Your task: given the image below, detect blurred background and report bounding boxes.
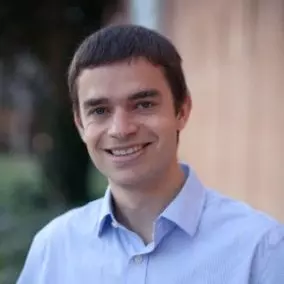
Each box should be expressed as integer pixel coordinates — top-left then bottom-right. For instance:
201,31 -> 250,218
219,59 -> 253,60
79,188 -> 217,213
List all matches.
0,0 -> 284,283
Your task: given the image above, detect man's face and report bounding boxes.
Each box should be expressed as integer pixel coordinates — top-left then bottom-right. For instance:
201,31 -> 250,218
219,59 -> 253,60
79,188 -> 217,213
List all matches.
75,58 -> 190,186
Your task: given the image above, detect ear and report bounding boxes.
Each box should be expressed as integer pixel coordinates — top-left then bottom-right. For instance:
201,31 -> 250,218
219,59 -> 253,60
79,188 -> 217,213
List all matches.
176,96 -> 192,131
73,110 -> 86,143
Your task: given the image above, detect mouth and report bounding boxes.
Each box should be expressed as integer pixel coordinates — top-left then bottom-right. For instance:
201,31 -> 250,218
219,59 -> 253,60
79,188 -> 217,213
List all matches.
104,143 -> 152,157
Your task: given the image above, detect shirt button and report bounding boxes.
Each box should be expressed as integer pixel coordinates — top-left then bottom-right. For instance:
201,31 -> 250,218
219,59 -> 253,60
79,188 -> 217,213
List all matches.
133,255 -> 143,264
111,221 -> 118,228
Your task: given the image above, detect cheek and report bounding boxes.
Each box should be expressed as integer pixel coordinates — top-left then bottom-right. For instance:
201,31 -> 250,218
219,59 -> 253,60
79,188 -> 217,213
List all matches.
150,115 -> 178,132
146,116 -> 179,145
82,123 -> 102,147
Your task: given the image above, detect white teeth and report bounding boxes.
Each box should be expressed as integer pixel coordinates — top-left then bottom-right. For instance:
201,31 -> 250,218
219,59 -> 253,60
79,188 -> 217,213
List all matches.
111,145 -> 143,156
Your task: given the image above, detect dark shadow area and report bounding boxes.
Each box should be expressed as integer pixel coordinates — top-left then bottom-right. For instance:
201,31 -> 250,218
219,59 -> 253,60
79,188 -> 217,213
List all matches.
0,0 -> 120,282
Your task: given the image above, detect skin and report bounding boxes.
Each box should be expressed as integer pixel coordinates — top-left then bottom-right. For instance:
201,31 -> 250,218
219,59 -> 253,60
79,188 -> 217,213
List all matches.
74,58 -> 191,243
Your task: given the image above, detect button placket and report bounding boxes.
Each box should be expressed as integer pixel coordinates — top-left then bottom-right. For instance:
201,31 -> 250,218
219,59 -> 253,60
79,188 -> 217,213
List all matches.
126,254 -> 148,284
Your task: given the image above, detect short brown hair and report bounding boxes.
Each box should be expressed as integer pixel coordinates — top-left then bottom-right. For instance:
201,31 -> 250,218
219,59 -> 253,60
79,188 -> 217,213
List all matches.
68,24 -> 190,113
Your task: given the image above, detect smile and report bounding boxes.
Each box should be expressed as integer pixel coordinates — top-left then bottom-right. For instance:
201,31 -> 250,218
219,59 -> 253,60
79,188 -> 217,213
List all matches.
105,143 -> 151,157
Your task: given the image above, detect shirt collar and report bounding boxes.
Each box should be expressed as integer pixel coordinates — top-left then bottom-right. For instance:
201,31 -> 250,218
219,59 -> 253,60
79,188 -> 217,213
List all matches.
160,163 -> 206,237
96,186 -> 114,237
95,163 -> 206,238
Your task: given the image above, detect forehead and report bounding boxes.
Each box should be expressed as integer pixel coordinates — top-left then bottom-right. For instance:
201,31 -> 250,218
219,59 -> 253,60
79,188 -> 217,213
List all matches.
76,58 -> 171,101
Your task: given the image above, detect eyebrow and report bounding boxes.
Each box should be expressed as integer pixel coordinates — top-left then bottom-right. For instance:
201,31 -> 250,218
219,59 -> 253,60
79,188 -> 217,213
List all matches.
83,97 -> 108,110
128,89 -> 160,101
82,89 -> 160,110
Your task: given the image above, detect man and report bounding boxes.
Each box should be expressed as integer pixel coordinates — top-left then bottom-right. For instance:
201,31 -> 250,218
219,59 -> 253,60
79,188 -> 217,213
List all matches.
17,25 -> 284,284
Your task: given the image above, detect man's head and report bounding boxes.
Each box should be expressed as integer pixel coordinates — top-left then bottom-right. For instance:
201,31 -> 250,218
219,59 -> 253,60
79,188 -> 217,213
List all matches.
68,25 -> 191,187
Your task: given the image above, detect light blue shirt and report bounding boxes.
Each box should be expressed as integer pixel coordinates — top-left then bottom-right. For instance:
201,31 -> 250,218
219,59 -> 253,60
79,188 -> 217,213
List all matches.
17,164 -> 284,284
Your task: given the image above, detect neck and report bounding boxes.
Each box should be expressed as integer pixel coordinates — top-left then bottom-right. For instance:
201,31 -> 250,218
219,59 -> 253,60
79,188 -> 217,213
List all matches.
109,162 -> 185,244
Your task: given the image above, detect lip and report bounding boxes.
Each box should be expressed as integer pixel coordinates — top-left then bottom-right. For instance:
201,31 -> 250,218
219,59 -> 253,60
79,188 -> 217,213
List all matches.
104,143 -> 152,165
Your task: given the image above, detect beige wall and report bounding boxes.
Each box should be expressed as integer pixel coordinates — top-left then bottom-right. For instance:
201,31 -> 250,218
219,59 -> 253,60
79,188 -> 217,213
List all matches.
164,0 -> 284,221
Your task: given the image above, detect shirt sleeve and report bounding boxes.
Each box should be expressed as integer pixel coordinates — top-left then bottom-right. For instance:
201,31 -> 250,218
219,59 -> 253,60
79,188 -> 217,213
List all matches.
16,232 -> 47,284
250,224 -> 284,284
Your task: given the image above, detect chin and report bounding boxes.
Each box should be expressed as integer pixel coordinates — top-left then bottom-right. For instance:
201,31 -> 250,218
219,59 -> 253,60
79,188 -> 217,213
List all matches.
109,169 -> 148,188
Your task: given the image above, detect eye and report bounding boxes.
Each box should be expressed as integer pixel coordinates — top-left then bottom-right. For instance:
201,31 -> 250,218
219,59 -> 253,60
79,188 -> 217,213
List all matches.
136,101 -> 154,109
88,107 -> 108,116
95,107 -> 106,114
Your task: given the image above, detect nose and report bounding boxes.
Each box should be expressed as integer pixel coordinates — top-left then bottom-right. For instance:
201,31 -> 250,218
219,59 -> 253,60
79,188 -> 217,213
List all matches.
108,109 -> 138,139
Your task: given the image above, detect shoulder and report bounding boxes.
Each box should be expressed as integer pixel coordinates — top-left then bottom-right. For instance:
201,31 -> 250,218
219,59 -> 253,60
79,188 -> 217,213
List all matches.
204,190 -> 284,283
33,197 -> 104,245
16,198 -> 104,283
203,189 -> 281,238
